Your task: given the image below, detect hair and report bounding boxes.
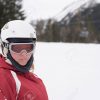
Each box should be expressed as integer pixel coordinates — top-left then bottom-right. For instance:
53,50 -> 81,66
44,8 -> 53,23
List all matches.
30,64 -> 35,73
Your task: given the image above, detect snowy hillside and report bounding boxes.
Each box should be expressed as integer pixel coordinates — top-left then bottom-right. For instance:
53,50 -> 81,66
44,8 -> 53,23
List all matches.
54,0 -> 96,22
34,42 -> 100,100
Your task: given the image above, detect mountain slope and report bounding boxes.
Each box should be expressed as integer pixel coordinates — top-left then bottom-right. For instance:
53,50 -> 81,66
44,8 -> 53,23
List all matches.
54,0 -> 96,22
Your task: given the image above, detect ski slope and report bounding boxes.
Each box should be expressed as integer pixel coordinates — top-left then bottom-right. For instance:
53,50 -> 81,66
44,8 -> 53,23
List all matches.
34,42 -> 100,100
0,42 -> 99,100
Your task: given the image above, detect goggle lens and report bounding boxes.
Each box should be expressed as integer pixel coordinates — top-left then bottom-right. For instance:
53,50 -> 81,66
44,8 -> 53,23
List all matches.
10,43 -> 35,53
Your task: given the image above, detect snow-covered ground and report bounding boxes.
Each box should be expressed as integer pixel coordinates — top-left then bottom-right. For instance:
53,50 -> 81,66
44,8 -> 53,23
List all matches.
0,42 -> 99,100
34,42 -> 100,100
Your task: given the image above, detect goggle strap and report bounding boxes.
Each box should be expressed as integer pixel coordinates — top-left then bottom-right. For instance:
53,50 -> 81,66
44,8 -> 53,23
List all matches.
3,42 -> 9,48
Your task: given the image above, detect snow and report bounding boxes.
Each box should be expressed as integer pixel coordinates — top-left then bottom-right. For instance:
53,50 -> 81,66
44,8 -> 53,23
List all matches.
54,0 -> 97,22
34,42 -> 100,100
0,42 -> 99,100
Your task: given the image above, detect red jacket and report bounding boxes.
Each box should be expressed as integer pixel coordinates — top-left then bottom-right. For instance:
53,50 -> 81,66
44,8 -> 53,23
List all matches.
0,55 -> 48,100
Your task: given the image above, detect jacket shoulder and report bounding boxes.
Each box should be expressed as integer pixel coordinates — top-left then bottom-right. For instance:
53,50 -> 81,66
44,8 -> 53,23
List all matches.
0,68 -> 11,80
0,68 -> 15,89
0,68 -> 17,99
0,68 -> 16,86
32,73 -> 47,88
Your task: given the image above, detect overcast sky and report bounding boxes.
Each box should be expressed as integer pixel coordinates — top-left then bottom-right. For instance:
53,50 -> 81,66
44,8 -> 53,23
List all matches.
22,0 -> 99,22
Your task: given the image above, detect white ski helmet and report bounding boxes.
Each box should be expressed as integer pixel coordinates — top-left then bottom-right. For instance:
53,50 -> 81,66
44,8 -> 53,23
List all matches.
1,20 -> 36,42
0,20 -> 36,73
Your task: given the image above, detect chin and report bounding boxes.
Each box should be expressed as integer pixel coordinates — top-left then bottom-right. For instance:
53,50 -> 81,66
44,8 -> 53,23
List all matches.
17,59 -> 28,66
18,62 -> 27,66
20,64 -> 26,66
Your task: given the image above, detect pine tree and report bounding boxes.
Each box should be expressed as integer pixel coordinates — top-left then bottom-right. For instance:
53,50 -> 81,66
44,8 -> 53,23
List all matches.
0,0 -> 26,29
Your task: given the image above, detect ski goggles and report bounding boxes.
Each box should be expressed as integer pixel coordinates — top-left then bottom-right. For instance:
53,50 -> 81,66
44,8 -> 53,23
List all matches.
9,42 -> 35,54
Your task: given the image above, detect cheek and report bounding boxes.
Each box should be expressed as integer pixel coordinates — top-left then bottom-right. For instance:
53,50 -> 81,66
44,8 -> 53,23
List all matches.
10,52 -> 32,61
11,53 -> 18,60
10,51 -> 33,66
26,54 -> 32,60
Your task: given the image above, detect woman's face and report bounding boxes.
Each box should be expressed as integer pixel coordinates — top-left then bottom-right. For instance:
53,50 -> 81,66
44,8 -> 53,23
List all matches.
10,50 -> 32,66
9,42 -> 34,66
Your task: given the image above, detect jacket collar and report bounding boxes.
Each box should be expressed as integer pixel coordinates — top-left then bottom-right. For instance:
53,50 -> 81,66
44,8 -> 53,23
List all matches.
0,54 -> 17,71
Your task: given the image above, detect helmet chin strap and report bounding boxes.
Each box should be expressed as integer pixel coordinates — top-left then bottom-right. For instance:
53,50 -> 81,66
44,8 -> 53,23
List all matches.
7,50 -> 33,73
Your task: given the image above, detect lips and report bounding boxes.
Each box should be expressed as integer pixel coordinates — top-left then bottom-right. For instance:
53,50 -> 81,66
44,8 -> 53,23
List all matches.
17,59 -> 28,65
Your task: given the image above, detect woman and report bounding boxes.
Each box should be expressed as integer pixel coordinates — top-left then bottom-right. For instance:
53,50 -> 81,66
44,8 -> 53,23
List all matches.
0,20 -> 48,100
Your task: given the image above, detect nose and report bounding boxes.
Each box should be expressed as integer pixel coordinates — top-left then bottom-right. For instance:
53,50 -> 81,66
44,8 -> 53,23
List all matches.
20,50 -> 27,56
